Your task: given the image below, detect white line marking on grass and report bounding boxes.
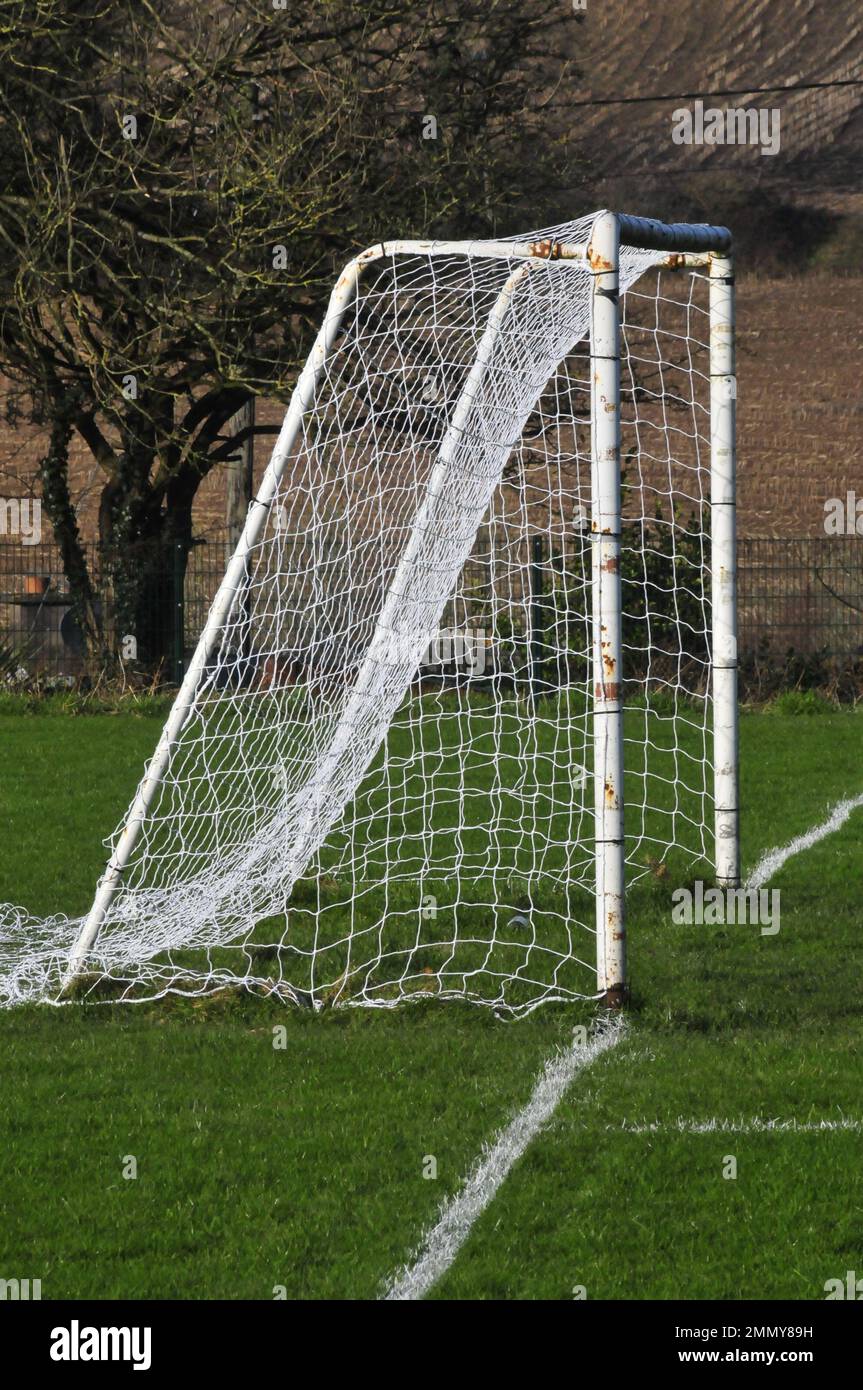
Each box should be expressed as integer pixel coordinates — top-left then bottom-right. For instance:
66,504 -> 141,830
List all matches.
382,1015 -> 625,1302
746,793 -> 863,889
382,794 -> 862,1300
608,1117 -> 862,1134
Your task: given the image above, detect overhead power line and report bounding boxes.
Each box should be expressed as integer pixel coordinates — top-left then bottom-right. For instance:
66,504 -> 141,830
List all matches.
567,77 -> 863,109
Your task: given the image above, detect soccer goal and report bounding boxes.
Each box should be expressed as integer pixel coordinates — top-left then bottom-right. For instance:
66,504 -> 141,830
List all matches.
1,210 -> 738,1014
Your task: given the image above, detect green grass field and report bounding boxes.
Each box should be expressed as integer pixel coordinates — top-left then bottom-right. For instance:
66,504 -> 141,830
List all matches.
0,697 -> 861,1299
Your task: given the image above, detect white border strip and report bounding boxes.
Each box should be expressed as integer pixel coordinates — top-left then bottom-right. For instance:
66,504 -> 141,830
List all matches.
382,790 -> 863,1300
609,1117 -> 861,1134
746,792 -> 863,889
382,1016 -> 625,1301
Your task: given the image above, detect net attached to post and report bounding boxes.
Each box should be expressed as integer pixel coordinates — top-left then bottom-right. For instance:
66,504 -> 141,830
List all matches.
0,213 -> 715,1013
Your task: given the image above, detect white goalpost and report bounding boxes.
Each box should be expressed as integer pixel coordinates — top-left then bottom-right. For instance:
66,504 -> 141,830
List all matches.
0,210 -> 738,1013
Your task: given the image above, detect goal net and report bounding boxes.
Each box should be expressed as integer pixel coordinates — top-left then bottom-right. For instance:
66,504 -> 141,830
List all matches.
0,211 -> 737,1013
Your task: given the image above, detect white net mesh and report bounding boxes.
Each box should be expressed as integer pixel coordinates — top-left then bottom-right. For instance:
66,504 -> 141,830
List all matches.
0,214 -> 717,1013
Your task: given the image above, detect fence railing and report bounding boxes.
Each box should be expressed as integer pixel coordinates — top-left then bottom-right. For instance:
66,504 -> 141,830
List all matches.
737,536 -> 863,657
0,536 -> 225,684
2,531 -> 862,691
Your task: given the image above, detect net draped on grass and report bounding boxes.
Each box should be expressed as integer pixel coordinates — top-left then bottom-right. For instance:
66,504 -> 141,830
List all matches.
0,215 -> 716,1012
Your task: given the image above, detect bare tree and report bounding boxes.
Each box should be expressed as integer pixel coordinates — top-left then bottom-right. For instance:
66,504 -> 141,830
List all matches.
0,0 -> 583,673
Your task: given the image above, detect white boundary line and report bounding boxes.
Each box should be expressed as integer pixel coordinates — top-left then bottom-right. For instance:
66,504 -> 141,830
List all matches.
381,789 -> 863,1300
381,1015 -> 625,1301
745,792 -> 863,889
607,1117 -> 862,1134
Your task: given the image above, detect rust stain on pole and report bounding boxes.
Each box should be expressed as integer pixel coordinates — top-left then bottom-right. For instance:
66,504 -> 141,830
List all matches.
588,244 -> 614,273
527,238 -> 562,260
595,681 -> 620,701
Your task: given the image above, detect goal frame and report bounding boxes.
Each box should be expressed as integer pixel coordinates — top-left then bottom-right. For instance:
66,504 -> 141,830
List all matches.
588,212 -> 738,1003
65,211 -> 739,1005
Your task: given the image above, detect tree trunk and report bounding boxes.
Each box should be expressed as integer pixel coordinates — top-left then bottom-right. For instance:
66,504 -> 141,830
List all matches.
38,410 -> 106,678
225,397 -> 255,558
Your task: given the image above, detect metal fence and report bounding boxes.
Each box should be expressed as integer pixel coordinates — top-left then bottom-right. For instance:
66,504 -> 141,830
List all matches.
0,536 -> 229,684
737,537 -> 863,658
2,531 -> 862,689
